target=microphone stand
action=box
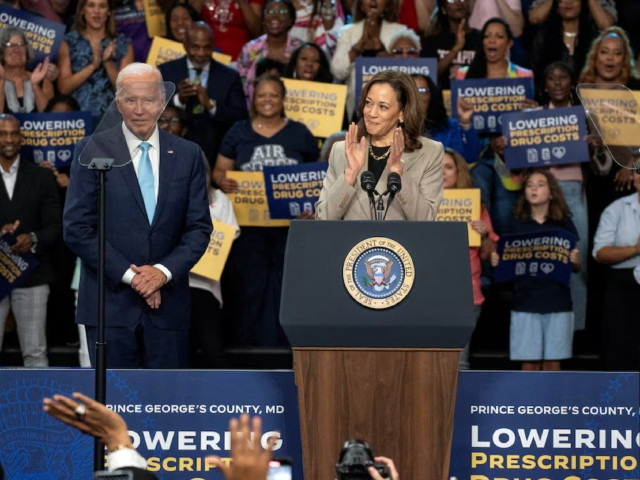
[383,193,396,220]
[88,156,114,472]
[376,194,385,221]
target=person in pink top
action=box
[441,148,498,369]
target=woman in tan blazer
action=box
[316,70,443,220]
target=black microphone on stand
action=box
[360,171,377,220]
[383,172,402,220]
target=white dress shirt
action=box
[172,58,218,115]
[120,123,172,285]
[1,156,20,200]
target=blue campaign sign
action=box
[449,371,640,480]
[354,57,438,111]
[264,162,328,218]
[503,106,589,169]
[0,4,66,64]
[495,229,576,286]
[450,77,534,134]
[15,112,93,168]
[0,233,39,300]
[0,369,302,480]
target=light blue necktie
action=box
[138,141,155,223]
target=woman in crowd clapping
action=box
[57,0,134,125]
[290,0,345,58]
[331,0,409,118]
[0,28,54,113]
[165,2,199,44]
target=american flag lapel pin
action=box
[167,150,174,154]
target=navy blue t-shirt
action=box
[507,216,578,314]
[219,119,318,171]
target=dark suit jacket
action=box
[158,57,248,166]
[0,158,60,287]
[63,126,212,330]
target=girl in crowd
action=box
[237,0,302,105]
[289,0,344,58]
[331,0,409,118]
[592,168,640,371]
[165,2,200,43]
[412,74,480,164]
[421,0,481,89]
[0,28,54,113]
[456,17,532,80]
[530,0,598,98]
[282,42,334,82]
[492,170,581,371]
[57,0,134,125]
[213,74,318,347]
[441,149,498,369]
[200,0,262,60]
[316,70,443,221]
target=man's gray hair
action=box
[115,62,164,92]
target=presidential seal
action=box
[343,237,415,309]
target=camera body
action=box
[335,439,390,480]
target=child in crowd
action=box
[491,170,581,371]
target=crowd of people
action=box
[0,0,639,371]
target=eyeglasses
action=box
[391,47,418,55]
[265,8,289,15]
[4,41,26,49]
[445,0,467,3]
[417,87,430,95]
[158,117,182,126]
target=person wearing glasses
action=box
[56,0,134,126]
[0,28,55,113]
[388,28,421,57]
[421,0,481,89]
[237,0,302,106]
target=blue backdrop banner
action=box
[0,369,302,480]
[503,106,589,169]
[450,78,534,134]
[495,229,577,286]
[263,163,328,218]
[450,371,640,480]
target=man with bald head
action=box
[63,63,212,369]
[159,21,247,167]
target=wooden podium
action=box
[281,221,475,480]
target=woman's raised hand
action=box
[344,122,366,186]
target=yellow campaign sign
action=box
[435,188,481,247]
[282,78,347,138]
[143,0,166,38]
[443,89,452,118]
[146,36,232,67]
[226,171,290,227]
[190,220,237,281]
[579,89,640,146]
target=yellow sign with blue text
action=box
[226,171,290,227]
[143,0,166,38]
[282,78,347,138]
[579,88,640,146]
[146,36,232,67]
[436,188,481,247]
[190,220,238,281]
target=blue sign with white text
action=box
[495,229,576,286]
[264,162,328,218]
[15,112,94,168]
[355,57,438,111]
[503,106,589,169]
[450,77,534,134]
[0,232,39,300]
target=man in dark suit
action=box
[158,22,248,167]
[0,114,60,367]
[63,63,212,369]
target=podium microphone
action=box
[383,172,402,220]
[360,171,377,219]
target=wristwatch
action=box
[29,231,38,253]
[207,98,217,111]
